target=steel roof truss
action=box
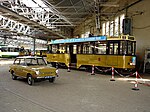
[0,15,32,35]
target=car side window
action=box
[26,59,31,65]
[26,58,37,66]
[37,59,46,65]
[20,59,26,65]
[31,59,37,65]
[14,59,20,65]
[14,58,26,65]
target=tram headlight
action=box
[130,57,136,65]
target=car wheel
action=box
[11,72,17,80]
[49,77,55,83]
[27,75,34,85]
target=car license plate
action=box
[45,76,52,79]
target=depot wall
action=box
[73,15,97,37]
[73,0,150,63]
[129,0,150,61]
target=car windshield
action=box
[26,58,46,66]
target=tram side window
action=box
[73,45,77,54]
[83,44,90,54]
[108,42,119,55]
[83,45,86,54]
[59,45,66,54]
[77,45,84,54]
[109,43,114,54]
[114,43,119,54]
[88,44,92,54]
[77,45,81,54]
[95,42,106,54]
[1,47,7,52]
[66,45,70,53]
[47,45,52,53]
[52,45,57,53]
[14,48,19,52]
[8,48,11,52]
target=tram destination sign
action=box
[51,36,107,44]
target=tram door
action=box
[106,41,119,66]
[69,45,77,64]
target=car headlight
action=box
[35,70,40,75]
[56,69,58,74]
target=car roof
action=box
[16,56,43,59]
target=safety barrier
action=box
[95,66,112,73]
[57,63,149,89]
[67,63,70,72]
[56,63,59,77]
[56,69,59,77]
[91,65,95,75]
[110,67,115,81]
[94,66,150,90]
[132,71,139,90]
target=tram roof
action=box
[50,36,107,44]
[49,35,135,44]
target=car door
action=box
[13,58,21,76]
[17,58,28,78]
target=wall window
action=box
[85,31,90,38]
[102,14,125,36]
[120,14,125,34]
[110,21,114,36]
[106,21,109,36]
[81,34,84,38]
[102,23,106,35]
[81,31,90,38]
[114,17,119,36]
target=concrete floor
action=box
[0,60,150,112]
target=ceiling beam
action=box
[0,4,68,39]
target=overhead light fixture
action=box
[47,26,56,29]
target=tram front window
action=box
[120,41,135,55]
[120,41,127,55]
[128,41,135,55]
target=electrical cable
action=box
[133,25,150,29]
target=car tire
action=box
[49,77,55,83]
[27,75,34,85]
[11,71,17,80]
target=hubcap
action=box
[28,77,32,85]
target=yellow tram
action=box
[47,35,136,72]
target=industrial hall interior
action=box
[0,0,150,112]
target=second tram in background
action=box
[0,44,20,58]
[19,48,47,57]
[47,35,136,73]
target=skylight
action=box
[21,0,50,12]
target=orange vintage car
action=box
[9,56,58,85]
